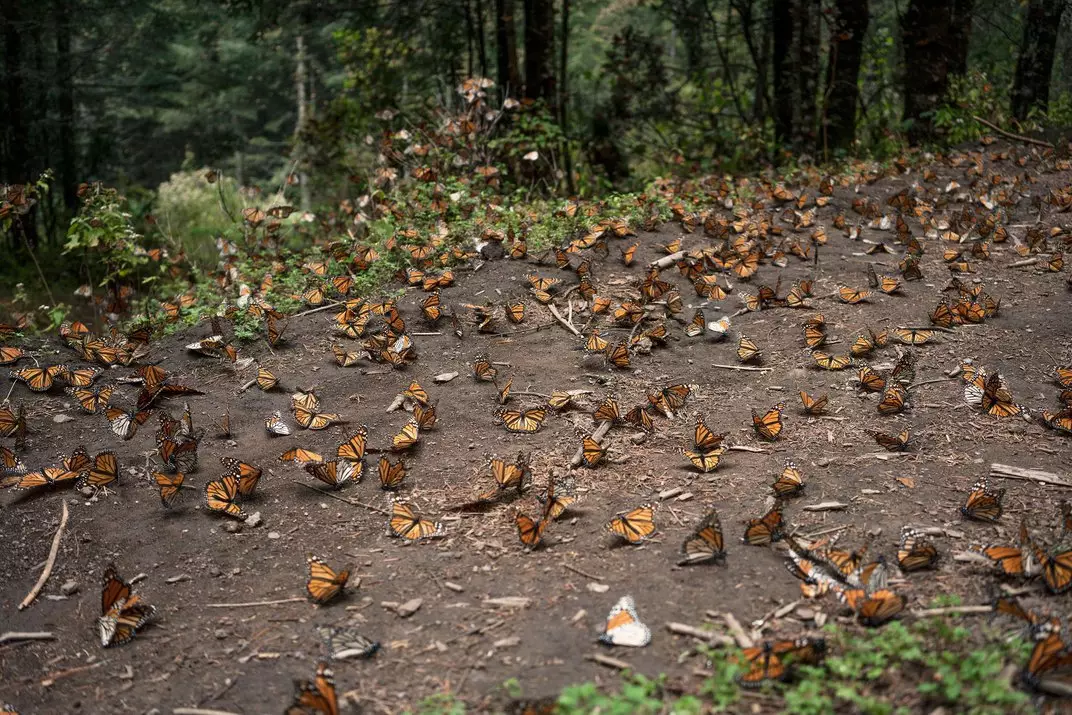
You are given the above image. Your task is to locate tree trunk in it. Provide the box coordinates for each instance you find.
[465,0,475,77]
[523,0,555,112]
[560,0,575,193]
[948,0,975,76]
[54,0,78,212]
[732,0,770,122]
[793,0,820,150]
[475,0,489,78]
[822,0,869,155]
[294,33,311,212]
[495,0,522,96]
[2,0,27,185]
[1011,0,1069,121]
[771,0,794,144]
[902,0,955,144]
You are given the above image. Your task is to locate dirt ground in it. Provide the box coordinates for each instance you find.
[1,143,1071,714]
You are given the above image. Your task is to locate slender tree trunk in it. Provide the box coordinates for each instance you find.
[465,0,475,77]
[822,0,869,155]
[2,0,27,185]
[1011,0,1069,121]
[732,0,769,122]
[560,0,575,194]
[949,0,975,76]
[771,0,794,144]
[495,0,522,97]
[523,0,556,112]
[794,0,820,150]
[294,33,311,211]
[476,0,489,78]
[902,0,955,144]
[54,0,78,212]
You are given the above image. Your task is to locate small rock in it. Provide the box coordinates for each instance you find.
[214,629,229,639]
[816,458,833,467]
[676,492,694,502]
[267,531,281,539]
[444,581,464,592]
[223,521,243,533]
[493,636,521,648]
[60,579,79,596]
[586,582,609,593]
[52,414,74,424]
[433,372,459,383]
[571,609,587,623]
[795,606,815,620]
[165,574,188,584]
[659,487,683,500]
[246,512,263,528]
[396,598,423,617]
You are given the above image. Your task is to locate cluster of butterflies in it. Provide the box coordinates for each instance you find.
[0,444,117,491]
[968,501,1072,595]
[993,596,1072,688]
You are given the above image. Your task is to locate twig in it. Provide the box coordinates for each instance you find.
[971,115,1054,148]
[906,377,955,391]
[989,463,1071,488]
[512,391,550,400]
[569,420,613,467]
[411,332,442,337]
[40,659,105,685]
[649,250,686,269]
[19,502,68,611]
[547,305,581,336]
[238,377,258,393]
[665,622,735,647]
[711,363,773,372]
[721,612,754,649]
[563,563,603,581]
[291,301,343,319]
[0,631,54,644]
[584,653,633,670]
[1036,679,1072,698]
[1009,257,1039,268]
[728,445,767,453]
[174,709,243,715]
[802,501,848,512]
[205,597,305,609]
[289,480,391,514]
[910,605,992,617]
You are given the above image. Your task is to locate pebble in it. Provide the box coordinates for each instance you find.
[796,606,815,620]
[60,579,79,595]
[816,458,833,467]
[586,582,609,593]
[444,581,464,592]
[223,521,243,533]
[268,531,281,539]
[246,512,263,528]
[52,414,74,423]
[493,636,521,648]
[214,629,228,639]
[396,598,423,617]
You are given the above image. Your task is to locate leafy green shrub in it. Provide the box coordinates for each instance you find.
[154,169,247,266]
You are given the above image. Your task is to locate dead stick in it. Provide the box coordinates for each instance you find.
[649,250,686,269]
[666,622,736,647]
[910,605,992,617]
[989,463,1071,488]
[721,612,754,649]
[971,115,1054,148]
[513,391,550,400]
[174,709,243,715]
[569,420,613,467]
[1009,257,1039,268]
[0,631,55,644]
[205,597,305,609]
[906,377,956,391]
[289,480,391,514]
[40,659,105,685]
[547,305,581,337]
[584,653,633,670]
[711,363,774,372]
[238,377,258,393]
[19,502,68,611]
[728,445,767,453]
[564,563,603,581]
[411,332,442,337]
[290,301,343,319]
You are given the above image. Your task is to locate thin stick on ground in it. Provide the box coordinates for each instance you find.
[0,631,55,644]
[711,363,774,372]
[547,304,581,336]
[174,709,243,715]
[40,660,105,686]
[205,597,306,608]
[910,605,993,617]
[19,502,68,611]
[584,653,633,670]
[971,115,1054,148]
[291,301,343,319]
[289,479,392,514]
[906,377,956,391]
[569,420,613,467]
[989,463,1072,488]
[563,563,603,581]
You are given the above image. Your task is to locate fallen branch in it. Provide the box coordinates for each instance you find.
[649,250,686,269]
[563,563,603,581]
[411,332,442,337]
[711,363,774,372]
[40,659,106,686]
[0,631,54,644]
[721,612,754,649]
[971,115,1054,148]
[19,502,68,611]
[989,463,1072,488]
[910,605,992,618]
[802,501,848,512]
[1009,257,1039,269]
[727,445,767,454]
[205,597,305,609]
[666,622,735,647]
[584,653,633,670]
[906,377,956,391]
[546,305,581,337]
[569,420,614,467]
[289,479,391,514]
[290,301,343,319]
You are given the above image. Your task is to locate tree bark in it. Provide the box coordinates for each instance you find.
[495,0,522,97]
[902,0,955,143]
[1011,0,1069,121]
[822,0,869,155]
[948,0,975,76]
[54,0,78,212]
[465,0,475,78]
[523,0,556,112]
[793,0,820,150]
[771,0,794,144]
[294,33,311,211]
[475,0,488,78]
[2,0,27,185]
[560,0,575,193]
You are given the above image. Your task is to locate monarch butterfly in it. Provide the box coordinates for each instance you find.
[11,466,80,490]
[867,428,910,451]
[591,295,611,314]
[811,351,851,370]
[255,367,279,391]
[316,625,381,661]
[106,407,152,440]
[0,445,25,475]
[850,333,877,357]
[751,403,785,441]
[294,405,344,431]
[893,328,937,345]
[784,283,809,309]
[387,500,443,540]
[0,346,25,365]
[0,405,22,439]
[156,435,198,473]
[897,527,938,572]
[391,420,421,451]
[378,456,407,490]
[504,300,525,324]
[683,444,726,473]
[221,457,261,496]
[693,416,726,451]
[961,477,1005,522]
[735,643,788,686]
[266,313,288,347]
[497,378,512,405]
[547,391,573,412]
[1054,365,1072,389]
[836,587,905,626]
[537,476,577,520]
[304,459,359,490]
[265,411,291,436]
[413,402,438,429]
[286,662,339,715]
[1030,542,1072,595]
[838,286,872,304]
[306,556,352,604]
[877,384,908,415]
[611,302,644,326]
[605,504,657,543]
[154,471,185,508]
[981,372,1022,417]
[515,508,549,550]
[584,330,610,354]
[889,350,916,386]
[496,406,546,433]
[580,437,606,468]
[649,384,691,418]
[623,405,654,431]
[592,397,620,424]
[1048,252,1065,272]
[205,475,245,519]
[992,597,1060,640]
[55,365,102,387]
[736,335,762,363]
[336,428,368,462]
[798,391,828,415]
[683,310,706,338]
[742,502,784,545]
[66,386,113,414]
[527,275,560,292]
[472,353,497,381]
[64,445,91,473]
[279,447,323,464]
[1040,408,1072,435]
[694,275,727,300]
[1021,632,1072,688]
[620,242,638,265]
[98,566,156,648]
[642,322,670,345]
[772,460,805,497]
[10,365,64,392]
[598,595,651,647]
[679,509,725,565]
[854,364,886,393]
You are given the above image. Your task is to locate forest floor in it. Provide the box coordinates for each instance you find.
[1,142,1072,714]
